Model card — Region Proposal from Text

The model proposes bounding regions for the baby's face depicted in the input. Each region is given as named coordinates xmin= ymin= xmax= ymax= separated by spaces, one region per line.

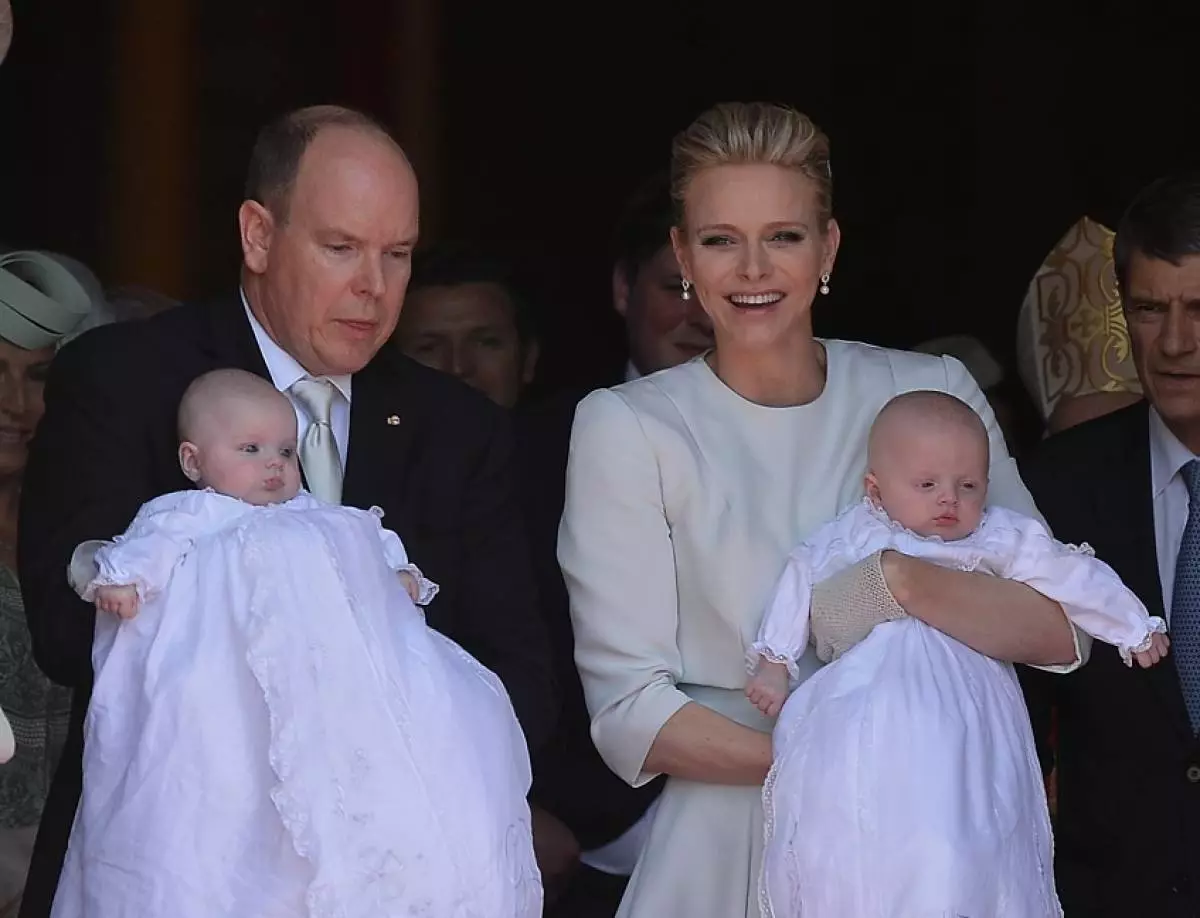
xmin=867 ymin=425 xmax=988 ymax=540
xmin=182 ymin=396 xmax=301 ymax=506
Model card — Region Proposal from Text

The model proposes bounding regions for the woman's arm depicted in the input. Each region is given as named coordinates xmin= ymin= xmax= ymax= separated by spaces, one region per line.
xmin=643 ymin=703 xmax=773 ymax=785
xmin=882 ymin=551 xmax=1078 ymax=666
xmin=560 ymin=390 xmax=766 ymax=788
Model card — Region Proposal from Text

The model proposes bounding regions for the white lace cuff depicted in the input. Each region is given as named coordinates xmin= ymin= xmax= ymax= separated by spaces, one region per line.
xmin=68 ymin=539 xmax=153 ymax=604
xmin=398 ymin=564 xmax=439 ymax=606
xmin=745 ymin=643 xmax=801 ymax=684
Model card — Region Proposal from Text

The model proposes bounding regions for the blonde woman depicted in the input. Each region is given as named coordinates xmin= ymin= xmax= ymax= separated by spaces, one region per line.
xmin=558 ymin=102 xmax=1087 ymax=918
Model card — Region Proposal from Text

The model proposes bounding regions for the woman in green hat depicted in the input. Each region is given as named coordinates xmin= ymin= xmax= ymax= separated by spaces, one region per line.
xmin=0 ymin=251 xmax=109 ymax=917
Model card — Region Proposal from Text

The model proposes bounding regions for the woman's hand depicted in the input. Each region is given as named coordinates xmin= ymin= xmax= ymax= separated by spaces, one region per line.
xmin=643 ymin=703 xmax=773 ymax=786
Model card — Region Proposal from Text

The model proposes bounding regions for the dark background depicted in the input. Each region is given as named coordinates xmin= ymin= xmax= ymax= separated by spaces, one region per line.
xmin=2 ymin=0 xmax=1198 ymax=390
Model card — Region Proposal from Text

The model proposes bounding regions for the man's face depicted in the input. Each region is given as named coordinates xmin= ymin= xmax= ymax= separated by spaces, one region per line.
xmin=239 ymin=126 xmax=420 ymax=377
xmin=1124 ymin=250 xmax=1200 ymax=448
xmin=394 ymin=281 xmax=536 ymax=409
xmin=614 ymin=245 xmax=714 ymax=376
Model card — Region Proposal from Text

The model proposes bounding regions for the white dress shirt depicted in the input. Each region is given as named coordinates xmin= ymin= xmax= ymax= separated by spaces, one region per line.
xmin=241 ymin=293 xmax=352 ymax=468
xmin=1150 ymin=408 xmax=1199 ymax=621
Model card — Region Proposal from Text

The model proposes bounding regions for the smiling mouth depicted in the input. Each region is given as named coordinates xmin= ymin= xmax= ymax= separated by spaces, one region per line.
xmin=727 ymin=292 xmax=784 ymax=309
xmin=0 ymin=429 xmax=27 ymax=445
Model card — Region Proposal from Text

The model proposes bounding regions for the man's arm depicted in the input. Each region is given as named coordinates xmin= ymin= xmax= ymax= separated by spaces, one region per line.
xmin=18 ymin=329 xmax=153 ymax=687
xmin=454 ymin=407 xmax=557 ymax=752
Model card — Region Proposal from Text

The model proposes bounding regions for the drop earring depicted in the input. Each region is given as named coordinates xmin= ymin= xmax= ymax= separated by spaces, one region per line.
xmin=680 ymin=279 xmax=692 ymax=301
xmin=819 ymin=272 xmax=831 ymax=295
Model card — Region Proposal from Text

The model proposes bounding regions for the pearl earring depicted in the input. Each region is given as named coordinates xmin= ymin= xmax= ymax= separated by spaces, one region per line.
xmin=819 ymin=273 xmax=831 ymax=295
xmin=680 ymin=279 xmax=692 ymax=301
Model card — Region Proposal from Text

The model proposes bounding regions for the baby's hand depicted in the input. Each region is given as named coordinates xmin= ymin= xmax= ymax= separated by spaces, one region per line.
xmin=94 ymin=584 xmax=140 ymax=620
xmin=1133 ymin=631 xmax=1170 ymax=669
xmin=745 ymin=659 xmax=791 ymax=718
xmin=398 ymin=571 xmax=420 ymax=604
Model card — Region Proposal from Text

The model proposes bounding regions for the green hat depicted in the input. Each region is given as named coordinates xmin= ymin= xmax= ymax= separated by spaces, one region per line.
xmin=0 ymin=251 xmax=93 ymax=350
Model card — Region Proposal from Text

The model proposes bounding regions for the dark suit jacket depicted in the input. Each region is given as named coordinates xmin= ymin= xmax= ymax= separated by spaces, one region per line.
xmin=16 ymin=295 xmax=556 ymax=917
xmin=1020 ymin=401 xmax=1200 ymax=917
xmin=516 ymin=389 xmax=663 ymax=852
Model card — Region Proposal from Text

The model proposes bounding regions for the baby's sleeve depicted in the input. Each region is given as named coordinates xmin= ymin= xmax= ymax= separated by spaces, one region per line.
xmin=368 ymin=507 xmax=439 ymax=606
xmin=750 ymin=505 xmax=884 ymax=680
xmin=68 ymin=493 xmax=203 ymax=604
xmin=749 ymin=544 xmax=817 ymax=682
xmin=995 ymin=508 xmax=1165 ymax=664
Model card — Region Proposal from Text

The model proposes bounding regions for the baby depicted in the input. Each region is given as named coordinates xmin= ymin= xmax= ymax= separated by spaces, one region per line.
xmin=747 ymin=390 xmax=1166 ymax=918
xmin=92 ymin=368 xmax=427 ymax=619
xmin=747 ymin=389 xmax=1168 ymax=718
xmin=54 ymin=369 xmax=541 ymax=918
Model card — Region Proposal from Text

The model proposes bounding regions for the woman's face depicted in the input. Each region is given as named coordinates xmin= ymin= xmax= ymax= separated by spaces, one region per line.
xmin=671 ymin=163 xmax=839 ymax=353
xmin=0 ymin=338 xmax=53 ymax=479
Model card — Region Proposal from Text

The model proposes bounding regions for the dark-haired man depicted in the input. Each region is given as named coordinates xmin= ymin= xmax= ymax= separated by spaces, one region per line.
xmin=611 ymin=172 xmax=713 ymax=382
xmin=393 ymin=247 xmax=540 ymax=408
xmin=1020 ymin=172 xmax=1200 ymax=916
xmin=17 ymin=105 xmax=555 ymax=917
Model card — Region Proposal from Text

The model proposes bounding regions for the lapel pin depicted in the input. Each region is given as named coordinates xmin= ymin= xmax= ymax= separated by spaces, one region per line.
xmin=386 ymin=415 xmax=400 ymax=426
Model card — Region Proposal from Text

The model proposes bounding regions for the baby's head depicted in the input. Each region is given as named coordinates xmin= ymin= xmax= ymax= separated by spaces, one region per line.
xmin=177 ymin=369 xmax=301 ymax=505
xmin=865 ymin=391 xmax=990 ymax=540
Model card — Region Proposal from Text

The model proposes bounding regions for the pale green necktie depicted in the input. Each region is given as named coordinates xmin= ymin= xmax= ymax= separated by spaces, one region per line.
xmin=290 ymin=377 xmax=342 ymax=504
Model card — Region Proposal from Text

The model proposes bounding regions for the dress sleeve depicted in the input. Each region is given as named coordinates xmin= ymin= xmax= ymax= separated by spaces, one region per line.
xmin=368 ymin=507 xmax=440 ymax=607
xmin=558 ymin=389 xmax=689 ymax=787
xmin=938 ymin=355 xmax=1090 ymax=673
xmin=68 ymin=492 xmax=203 ymax=604
xmin=990 ymin=508 xmax=1165 ymax=665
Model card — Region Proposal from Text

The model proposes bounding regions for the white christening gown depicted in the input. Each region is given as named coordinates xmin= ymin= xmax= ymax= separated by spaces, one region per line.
xmin=53 ymin=489 xmax=542 ymax=918
xmin=753 ymin=500 xmax=1165 ymax=918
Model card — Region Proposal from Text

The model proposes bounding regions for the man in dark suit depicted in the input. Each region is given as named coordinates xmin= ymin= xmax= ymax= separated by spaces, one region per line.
xmin=16 ymin=105 xmax=555 ymax=917
xmin=1020 ymin=172 xmax=1200 ymax=916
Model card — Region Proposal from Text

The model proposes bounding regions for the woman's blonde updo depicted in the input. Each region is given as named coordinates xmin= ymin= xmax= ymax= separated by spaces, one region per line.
xmin=670 ymin=102 xmax=833 ymax=228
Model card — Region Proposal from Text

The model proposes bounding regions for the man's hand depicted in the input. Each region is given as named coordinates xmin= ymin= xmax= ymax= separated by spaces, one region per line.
xmin=94 ymin=584 xmax=139 ymax=619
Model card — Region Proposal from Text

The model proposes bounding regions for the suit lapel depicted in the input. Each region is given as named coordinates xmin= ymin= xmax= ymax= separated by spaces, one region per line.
xmin=342 ymin=349 xmax=418 ymax=510
xmin=1108 ymin=404 xmax=1194 ymax=740
xmin=196 ymin=294 xmax=271 ymax=379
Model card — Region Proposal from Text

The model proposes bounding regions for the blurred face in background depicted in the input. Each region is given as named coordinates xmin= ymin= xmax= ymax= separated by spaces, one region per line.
xmin=0 ymin=338 xmax=53 ymax=480
xmin=613 ymin=245 xmax=714 ymax=376
xmin=395 ymin=281 xmax=537 ymax=408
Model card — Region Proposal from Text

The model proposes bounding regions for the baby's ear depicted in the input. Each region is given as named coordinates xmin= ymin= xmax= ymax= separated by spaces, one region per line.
xmin=177 ymin=442 xmax=203 ymax=483
xmin=864 ymin=472 xmax=882 ymax=506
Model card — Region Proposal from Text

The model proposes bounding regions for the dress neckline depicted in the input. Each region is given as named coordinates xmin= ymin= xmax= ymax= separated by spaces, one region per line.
xmin=692 ymin=339 xmax=839 ymax=413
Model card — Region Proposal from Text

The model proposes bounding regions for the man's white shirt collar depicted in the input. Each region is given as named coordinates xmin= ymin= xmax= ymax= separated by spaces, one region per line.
xmin=1150 ymin=406 xmax=1197 ymax=499
xmin=240 ymin=290 xmax=352 ymax=402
